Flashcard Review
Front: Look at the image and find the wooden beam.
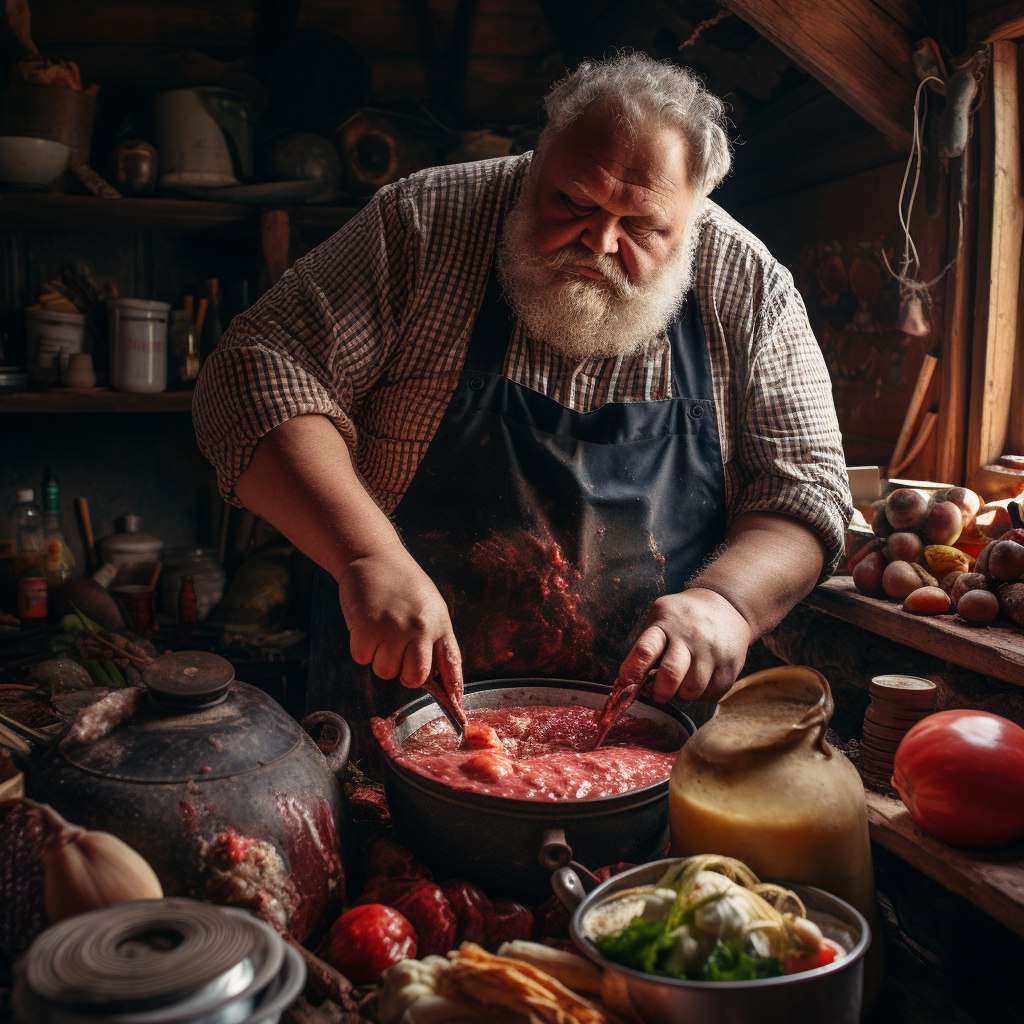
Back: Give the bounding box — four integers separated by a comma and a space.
968, 0, 1024, 41
967, 40, 1023, 473
720, 0, 916, 150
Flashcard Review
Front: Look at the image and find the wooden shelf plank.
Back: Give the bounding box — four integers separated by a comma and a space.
0, 193, 361, 232
867, 790, 1024, 937
0, 390, 194, 413
805, 577, 1024, 687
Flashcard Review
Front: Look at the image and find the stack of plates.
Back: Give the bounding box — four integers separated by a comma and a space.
14, 898, 305, 1024
859, 674, 937, 789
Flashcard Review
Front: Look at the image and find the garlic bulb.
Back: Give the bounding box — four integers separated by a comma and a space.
26, 800, 163, 922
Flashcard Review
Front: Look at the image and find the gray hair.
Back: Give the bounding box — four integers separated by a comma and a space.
538, 52, 733, 196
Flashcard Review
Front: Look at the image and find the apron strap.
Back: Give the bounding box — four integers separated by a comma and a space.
464, 268, 515, 375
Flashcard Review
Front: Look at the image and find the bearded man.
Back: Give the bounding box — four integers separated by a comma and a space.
193, 52, 851, 743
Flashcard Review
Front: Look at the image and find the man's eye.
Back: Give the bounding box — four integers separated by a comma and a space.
563, 196, 593, 216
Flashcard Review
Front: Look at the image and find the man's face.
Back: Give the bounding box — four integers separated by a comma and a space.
532, 102, 698, 287
499, 102, 703, 360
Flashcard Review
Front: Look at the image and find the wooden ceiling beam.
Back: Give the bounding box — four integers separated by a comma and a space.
720, 0, 917, 151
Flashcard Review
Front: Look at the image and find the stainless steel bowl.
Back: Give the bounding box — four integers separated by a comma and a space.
562, 858, 870, 1024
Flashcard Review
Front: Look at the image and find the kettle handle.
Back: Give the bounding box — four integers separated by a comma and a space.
300, 711, 352, 779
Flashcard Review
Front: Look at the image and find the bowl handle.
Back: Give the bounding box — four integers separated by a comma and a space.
551, 864, 601, 911
301, 711, 352, 778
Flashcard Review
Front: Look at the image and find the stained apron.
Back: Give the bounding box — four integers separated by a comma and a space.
307, 268, 726, 760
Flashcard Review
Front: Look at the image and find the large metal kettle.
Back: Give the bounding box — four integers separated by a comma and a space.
27, 651, 350, 942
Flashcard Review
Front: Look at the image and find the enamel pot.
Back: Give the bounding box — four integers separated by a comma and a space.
26, 652, 350, 942
378, 678, 693, 902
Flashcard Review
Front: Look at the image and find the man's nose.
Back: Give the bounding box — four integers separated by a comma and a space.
581, 212, 620, 255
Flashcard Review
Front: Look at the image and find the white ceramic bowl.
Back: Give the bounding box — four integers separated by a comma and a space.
0, 136, 71, 189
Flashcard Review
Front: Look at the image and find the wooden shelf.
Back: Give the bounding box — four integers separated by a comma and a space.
867, 790, 1024, 937
0, 193, 360, 232
0, 390, 194, 413
805, 577, 1024, 687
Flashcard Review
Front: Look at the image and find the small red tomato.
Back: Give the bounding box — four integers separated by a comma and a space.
485, 898, 534, 948
391, 880, 458, 956
319, 903, 417, 983
441, 879, 491, 945
892, 709, 1024, 849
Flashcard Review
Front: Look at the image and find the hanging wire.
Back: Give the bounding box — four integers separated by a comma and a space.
882, 74, 966, 309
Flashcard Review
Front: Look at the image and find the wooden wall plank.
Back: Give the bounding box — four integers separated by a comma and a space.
720, 0, 916, 150
967, 39, 1022, 474
934, 153, 973, 486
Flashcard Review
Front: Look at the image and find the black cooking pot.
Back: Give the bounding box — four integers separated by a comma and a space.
378, 678, 693, 902
27, 652, 350, 942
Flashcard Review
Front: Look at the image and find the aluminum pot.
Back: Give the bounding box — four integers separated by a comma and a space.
557, 858, 870, 1024
378, 678, 693, 902
27, 652, 350, 942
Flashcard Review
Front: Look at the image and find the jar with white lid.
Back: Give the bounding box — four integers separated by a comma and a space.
110, 298, 170, 393
98, 513, 164, 586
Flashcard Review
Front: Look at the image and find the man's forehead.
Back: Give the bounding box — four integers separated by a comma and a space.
545, 104, 690, 199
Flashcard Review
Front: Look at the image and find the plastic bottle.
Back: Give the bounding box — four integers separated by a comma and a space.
13, 489, 48, 627
40, 468, 75, 589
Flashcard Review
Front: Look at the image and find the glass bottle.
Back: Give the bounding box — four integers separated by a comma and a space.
168, 310, 199, 389
40, 467, 75, 589
13, 488, 48, 627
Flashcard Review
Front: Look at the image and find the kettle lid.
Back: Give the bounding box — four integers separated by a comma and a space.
143, 650, 235, 708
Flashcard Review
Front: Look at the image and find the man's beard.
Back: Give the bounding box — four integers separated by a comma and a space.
497, 183, 702, 361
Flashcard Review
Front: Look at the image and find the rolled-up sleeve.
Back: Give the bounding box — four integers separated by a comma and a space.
192, 187, 412, 504
728, 261, 853, 577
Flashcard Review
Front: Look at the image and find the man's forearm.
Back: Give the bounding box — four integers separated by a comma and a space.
688, 511, 826, 640
235, 414, 400, 582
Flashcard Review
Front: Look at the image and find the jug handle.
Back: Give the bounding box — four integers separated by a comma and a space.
301, 711, 352, 779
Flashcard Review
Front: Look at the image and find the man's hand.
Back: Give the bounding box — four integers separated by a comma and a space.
235, 414, 465, 696
615, 512, 828, 704
338, 544, 464, 692
616, 589, 752, 704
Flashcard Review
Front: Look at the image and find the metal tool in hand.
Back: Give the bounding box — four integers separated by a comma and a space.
422, 672, 468, 744
591, 670, 664, 749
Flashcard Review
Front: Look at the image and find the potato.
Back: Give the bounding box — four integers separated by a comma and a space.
950, 571, 990, 605
903, 586, 951, 615
871, 502, 894, 538
884, 531, 924, 564
885, 488, 930, 530
882, 559, 937, 599
923, 501, 963, 546
931, 486, 982, 530
985, 539, 1024, 581
852, 550, 886, 595
956, 588, 1000, 623
997, 582, 1024, 627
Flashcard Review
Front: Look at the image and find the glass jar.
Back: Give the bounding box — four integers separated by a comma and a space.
159, 547, 225, 622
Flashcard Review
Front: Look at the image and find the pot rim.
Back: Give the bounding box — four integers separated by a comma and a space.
380, 677, 693, 810
569, 858, 871, 990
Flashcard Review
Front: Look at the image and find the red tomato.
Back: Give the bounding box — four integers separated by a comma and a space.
784, 941, 838, 976
892, 710, 1024, 849
319, 903, 418, 983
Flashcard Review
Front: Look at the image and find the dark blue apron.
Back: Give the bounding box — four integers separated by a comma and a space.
307, 269, 726, 757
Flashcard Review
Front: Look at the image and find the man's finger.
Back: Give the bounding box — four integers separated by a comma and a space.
617, 625, 668, 685
433, 634, 464, 699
